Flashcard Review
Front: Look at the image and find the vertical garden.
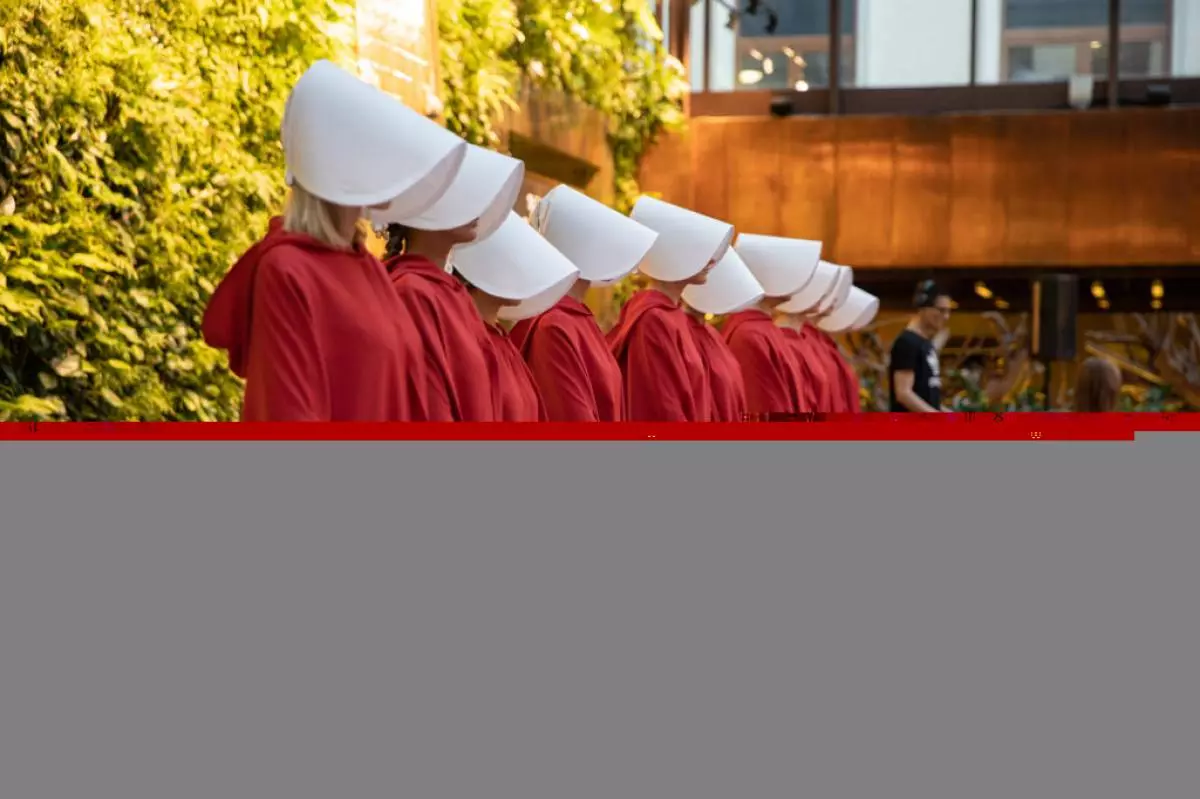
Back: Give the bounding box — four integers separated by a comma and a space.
0, 0, 684, 421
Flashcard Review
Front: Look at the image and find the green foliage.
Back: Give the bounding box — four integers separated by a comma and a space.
438, 0, 687, 210
0, 0, 344, 420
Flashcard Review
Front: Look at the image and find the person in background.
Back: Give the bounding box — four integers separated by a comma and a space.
607, 198, 733, 422
451, 211, 579, 422
1074, 357, 1122, 412
202, 60, 466, 421
376, 144, 524, 421
510, 186, 658, 421
678, 247, 764, 422
814, 285, 880, 412
774, 261, 845, 413
721, 235, 824, 420
889, 279, 951, 413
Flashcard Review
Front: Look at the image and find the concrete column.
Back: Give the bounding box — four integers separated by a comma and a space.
856, 0, 974, 87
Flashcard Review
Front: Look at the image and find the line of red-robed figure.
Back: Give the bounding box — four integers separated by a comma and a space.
200, 61, 880, 423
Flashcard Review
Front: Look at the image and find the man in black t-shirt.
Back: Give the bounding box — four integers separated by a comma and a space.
888, 280, 952, 412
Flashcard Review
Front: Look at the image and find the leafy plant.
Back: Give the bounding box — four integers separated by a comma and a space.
0, 0, 344, 420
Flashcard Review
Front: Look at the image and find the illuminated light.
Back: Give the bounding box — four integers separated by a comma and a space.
1098, 298, 1111, 310
974, 281, 992, 299
793, 80, 810, 92
782, 46, 795, 58
739, 69, 764, 85
995, 298, 1010, 310
1090, 280, 1105, 299
1090, 40, 1102, 49
1151, 279, 1164, 298
794, 56, 807, 67
1151, 299, 1163, 310
762, 57, 774, 76
749, 49, 764, 61
704, 313, 715, 322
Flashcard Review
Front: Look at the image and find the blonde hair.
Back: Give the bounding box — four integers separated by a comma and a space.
1075, 357, 1122, 412
282, 184, 368, 251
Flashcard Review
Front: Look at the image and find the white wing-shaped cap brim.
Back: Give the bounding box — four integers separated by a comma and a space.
776, 260, 840, 314
282, 60, 467, 212
531, 185, 658, 284
681, 246, 765, 315
815, 265, 855, 315
819, 288, 880, 333
734, 234, 823, 298
450, 212, 580, 321
630, 196, 734, 283
371, 144, 524, 241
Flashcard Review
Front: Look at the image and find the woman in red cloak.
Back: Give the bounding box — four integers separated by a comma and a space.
374, 144, 525, 421
606, 198, 735, 422
451, 211, 579, 421
509, 186, 658, 421
202, 61, 467, 421
720, 235, 824, 420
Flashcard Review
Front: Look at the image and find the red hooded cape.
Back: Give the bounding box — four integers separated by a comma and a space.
781, 326, 834, 413
509, 296, 623, 422
722, 309, 812, 419
388, 254, 499, 421
685, 313, 747, 422
485, 323, 546, 421
202, 217, 421, 421
812, 327, 862, 412
607, 290, 712, 422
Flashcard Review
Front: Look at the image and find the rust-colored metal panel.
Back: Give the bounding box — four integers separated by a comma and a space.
831, 117, 896, 267
1122, 110, 1189, 264
1064, 112, 1133, 265
890, 117, 952, 267
639, 109, 1200, 269
948, 116, 1007, 267
775, 118, 838, 245
721, 119, 784, 235
690, 120, 731, 221
638, 130, 695, 208
999, 114, 1071, 266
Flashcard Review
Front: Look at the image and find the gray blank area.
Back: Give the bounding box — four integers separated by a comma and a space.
1, 440, 1196, 799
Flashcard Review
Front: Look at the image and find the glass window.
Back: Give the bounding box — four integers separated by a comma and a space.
701, 0, 856, 91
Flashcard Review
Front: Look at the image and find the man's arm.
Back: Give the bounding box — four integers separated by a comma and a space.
893, 370, 939, 413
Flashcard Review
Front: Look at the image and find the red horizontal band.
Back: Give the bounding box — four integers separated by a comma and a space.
0, 414, 1194, 441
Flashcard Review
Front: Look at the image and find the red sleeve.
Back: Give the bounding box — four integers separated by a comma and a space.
391, 283, 457, 422
624, 315, 694, 422
242, 256, 330, 421
526, 325, 600, 422
727, 333, 794, 419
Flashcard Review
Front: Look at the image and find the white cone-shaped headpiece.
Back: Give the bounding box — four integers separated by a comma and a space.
450, 212, 580, 322
815, 265, 855, 315
682, 247, 765, 315
371, 143, 524, 241
281, 61, 467, 212
734, 234, 823, 298
818, 288, 880, 333
531, 186, 658, 285
630, 197, 734, 283
776, 260, 841, 314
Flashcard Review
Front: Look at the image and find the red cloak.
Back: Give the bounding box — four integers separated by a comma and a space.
812, 327, 862, 412
722, 309, 812, 419
509, 296, 623, 422
781, 326, 834, 413
388, 254, 499, 421
685, 313, 747, 422
607, 289, 713, 422
484, 323, 546, 421
202, 217, 421, 421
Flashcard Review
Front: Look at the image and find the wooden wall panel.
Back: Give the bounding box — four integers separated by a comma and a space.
640, 107, 1200, 269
